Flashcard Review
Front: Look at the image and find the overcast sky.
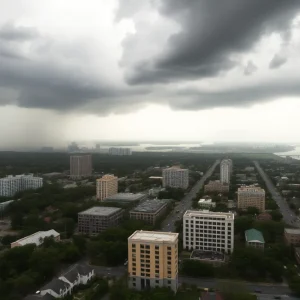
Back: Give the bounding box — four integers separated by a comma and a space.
1, 0, 300, 148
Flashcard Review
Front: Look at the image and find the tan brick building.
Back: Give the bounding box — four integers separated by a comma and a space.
128, 230, 179, 293
70, 154, 92, 179
284, 228, 300, 245
96, 174, 118, 201
237, 185, 265, 212
204, 180, 229, 193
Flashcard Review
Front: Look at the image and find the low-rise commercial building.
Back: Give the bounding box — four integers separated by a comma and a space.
11, 230, 60, 248
257, 212, 272, 221
198, 199, 216, 210
128, 230, 179, 293
237, 185, 265, 212
284, 228, 300, 245
130, 199, 169, 225
183, 210, 234, 254
78, 206, 123, 235
204, 180, 229, 193
103, 193, 147, 205
245, 228, 265, 249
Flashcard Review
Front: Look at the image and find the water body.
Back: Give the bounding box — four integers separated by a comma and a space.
275, 146, 300, 160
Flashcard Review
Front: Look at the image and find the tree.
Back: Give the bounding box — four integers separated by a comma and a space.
246, 206, 259, 215
13, 274, 35, 295
181, 259, 214, 277
270, 210, 283, 222
234, 216, 253, 236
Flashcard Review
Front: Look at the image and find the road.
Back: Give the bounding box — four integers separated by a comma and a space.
161, 160, 220, 232
91, 265, 295, 297
254, 161, 300, 227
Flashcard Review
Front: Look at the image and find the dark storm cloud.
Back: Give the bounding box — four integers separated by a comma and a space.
269, 54, 288, 69
0, 23, 147, 113
172, 81, 300, 110
123, 0, 300, 84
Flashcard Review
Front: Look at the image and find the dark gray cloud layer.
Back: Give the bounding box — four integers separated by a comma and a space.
0, 23, 146, 113
124, 0, 300, 84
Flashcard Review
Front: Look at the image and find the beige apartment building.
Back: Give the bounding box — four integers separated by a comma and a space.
237, 185, 265, 212
70, 154, 92, 179
96, 174, 118, 201
128, 231, 179, 293
162, 166, 189, 189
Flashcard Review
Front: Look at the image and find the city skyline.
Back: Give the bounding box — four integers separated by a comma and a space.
1, 1, 300, 148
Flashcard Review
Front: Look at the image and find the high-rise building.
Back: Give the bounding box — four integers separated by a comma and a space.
220, 159, 232, 184
162, 166, 189, 189
183, 210, 234, 254
96, 174, 118, 201
108, 147, 132, 156
0, 174, 43, 197
70, 155, 92, 179
237, 185, 265, 212
128, 230, 179, 293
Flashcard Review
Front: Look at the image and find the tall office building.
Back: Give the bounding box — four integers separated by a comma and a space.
128, 230, 179, 293
108, 147, 132, 156
237, 185, 265, 212
70, 155, 92, 179
0, 174, 43, 197
96, 174, 118, 201
183, 210, 234, 254
162, 166, 189, 189
220, 159, 232, 184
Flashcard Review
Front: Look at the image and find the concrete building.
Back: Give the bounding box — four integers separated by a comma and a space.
96, 174, 118, 201
128, 230, 179, 293
198, 199, 216, 210
78, 206, 123, 235
204, 180, 229, 193
220, 159, 232, 184
237, 185, 265, 212
149, 187, 165, 197
70, 155, 92, 179
245, 228, 265, 249
162, 166, 189, 189
183, 210, 234, 254
11, 230, 60, 248
130, 199, 169, 225
0, 174, 43, 197
109, 147, 132, 156
103, 193, 147, 204
284, 228, 300, 245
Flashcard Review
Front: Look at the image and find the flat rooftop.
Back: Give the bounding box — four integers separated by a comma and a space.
104, 193, 146, 202
285, 228, 300, 235
78, 206, 122, 216
129, 230, 178, 243
130, 199, 169, 213
184, 210, 234, 220
13, 229, 59, 246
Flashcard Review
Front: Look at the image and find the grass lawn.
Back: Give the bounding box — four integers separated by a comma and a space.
175, 289, 202, 300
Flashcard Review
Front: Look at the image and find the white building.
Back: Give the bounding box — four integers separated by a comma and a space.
38, 264, 95, 299
162, 166, 189, 189
0, 174, 43, 197
109, 147, 132, 156
183, 210, 234, 254
220, 159, 232, 184
11, 229, 60, 248
198, 199, 216, 209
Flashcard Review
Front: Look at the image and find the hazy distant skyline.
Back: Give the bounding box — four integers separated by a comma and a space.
1, 0, 300, 148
